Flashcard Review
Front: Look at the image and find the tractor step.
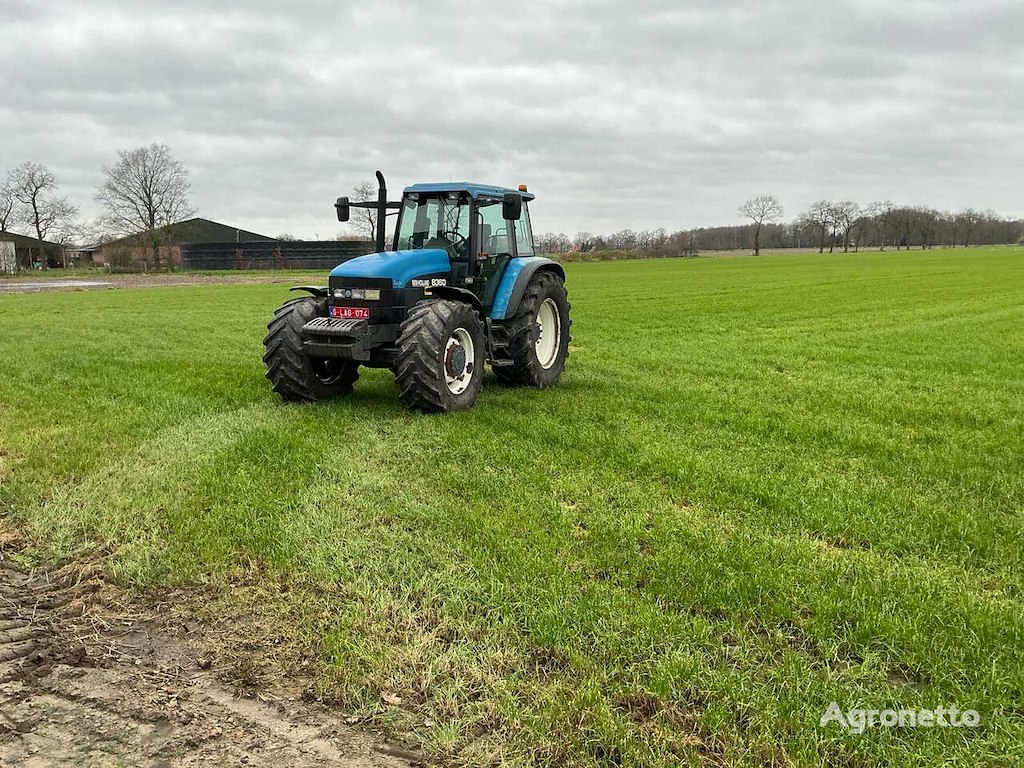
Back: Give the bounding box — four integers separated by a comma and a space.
485, 317, 513, 367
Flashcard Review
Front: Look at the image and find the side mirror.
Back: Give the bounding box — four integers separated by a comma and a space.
335, 196, 350, 222
502, 192, 522, 221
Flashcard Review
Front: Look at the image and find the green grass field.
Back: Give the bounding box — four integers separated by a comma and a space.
1, 247, 1022, 766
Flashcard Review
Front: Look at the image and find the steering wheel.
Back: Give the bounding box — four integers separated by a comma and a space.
431, 230, 469, 259
440, 230, 468, 250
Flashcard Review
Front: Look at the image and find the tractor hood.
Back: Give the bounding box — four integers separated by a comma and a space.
329, 248, 451, 288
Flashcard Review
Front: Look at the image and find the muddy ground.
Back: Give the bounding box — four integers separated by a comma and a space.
0, 547, 418, 767
0, 274, 315, 294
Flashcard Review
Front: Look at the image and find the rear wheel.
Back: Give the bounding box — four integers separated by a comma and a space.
263, 296, 359, 402
395, 299, 485, 412
494, 271, 571, 387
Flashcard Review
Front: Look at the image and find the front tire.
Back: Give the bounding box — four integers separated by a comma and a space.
494, 271, 571, 388
395, 300, 485, 413
263, 296, 359, 402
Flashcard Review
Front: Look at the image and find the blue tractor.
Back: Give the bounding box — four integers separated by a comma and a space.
263, 172, 571, 412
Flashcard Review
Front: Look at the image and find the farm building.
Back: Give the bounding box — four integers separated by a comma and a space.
86, 217, 277, 270
83, 217, 372, 271
0, 232, 64, 272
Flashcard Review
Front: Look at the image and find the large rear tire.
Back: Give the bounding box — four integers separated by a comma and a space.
263, 296, 359, 402
494, 271, 571, 388
395, 299, 485, 413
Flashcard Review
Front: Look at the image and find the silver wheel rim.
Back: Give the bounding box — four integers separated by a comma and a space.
444, 327, 475, 395
535, 298, 560, 369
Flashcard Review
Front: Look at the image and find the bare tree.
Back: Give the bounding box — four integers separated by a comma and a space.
574, 231, 595, 253
0, 180, 19, 233
348, 180, 377, 242
738, 195, 783, 256
914, 207, 939, 249
942, 210, 960, 248
866, 201, 898, 250
8, 162, 79, 269
893, 206, 916, 250
800, 200, 836, 253
955, 208, 982, 247
95, 144, 196, 270
832, 201, 862, 253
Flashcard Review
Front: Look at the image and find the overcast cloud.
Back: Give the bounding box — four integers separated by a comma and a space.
2, 0, 1022, 239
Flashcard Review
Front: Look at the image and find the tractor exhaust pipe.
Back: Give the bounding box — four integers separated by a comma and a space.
375, 170, 387, 254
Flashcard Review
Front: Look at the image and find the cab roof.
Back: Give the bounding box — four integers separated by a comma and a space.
403, 182, 535, 201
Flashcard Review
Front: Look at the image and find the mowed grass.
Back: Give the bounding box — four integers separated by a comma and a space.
1, 247, 1022, 766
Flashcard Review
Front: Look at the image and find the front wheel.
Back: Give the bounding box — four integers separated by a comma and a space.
494, 271, 571, 388
394, 299, 485, 413
263, 296, 359, 402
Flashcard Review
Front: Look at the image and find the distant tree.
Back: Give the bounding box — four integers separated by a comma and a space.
644, 227, 669, 256
78, 219, 116, 247
349, 180, 377, 242
0, 178, 18, 232
866, 201, 898, 250
737, 195, 783, 256
800, 200, 836, 253
955, 208, 982, 247
914, 207, 939, 249
609, 228, 637, 250
276, 233, 298, 241
832, 201, 862, 253
535, 232, 571, 254
95, 144, 196, 271
942, 210, 961, 248
892, 206, 916, 250
977, 209, 1001, 247
9, 162, 79, 269
573, 231, 595, 252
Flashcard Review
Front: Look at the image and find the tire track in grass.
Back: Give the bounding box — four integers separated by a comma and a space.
23, 402, 391, 581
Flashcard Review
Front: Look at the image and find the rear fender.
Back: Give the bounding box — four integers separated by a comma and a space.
489, 257, 565, 320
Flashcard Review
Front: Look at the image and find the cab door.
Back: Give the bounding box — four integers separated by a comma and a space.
474, 198, 517, 312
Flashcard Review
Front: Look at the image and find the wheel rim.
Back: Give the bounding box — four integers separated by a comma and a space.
534, 298, 560, 369
444, 327, 475, 395
311, 358, 344, 385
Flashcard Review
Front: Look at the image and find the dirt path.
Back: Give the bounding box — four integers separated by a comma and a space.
0, 554, 418, 767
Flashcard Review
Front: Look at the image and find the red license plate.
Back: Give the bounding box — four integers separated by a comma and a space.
330, 306, 370, 319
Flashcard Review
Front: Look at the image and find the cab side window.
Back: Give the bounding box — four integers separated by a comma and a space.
516, 204, 535, 256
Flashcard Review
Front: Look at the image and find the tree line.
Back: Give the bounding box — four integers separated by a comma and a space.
537, 199, 1023, 258
5, 156, 1021, 270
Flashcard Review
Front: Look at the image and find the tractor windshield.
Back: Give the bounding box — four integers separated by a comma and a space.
395, 193, 471, 258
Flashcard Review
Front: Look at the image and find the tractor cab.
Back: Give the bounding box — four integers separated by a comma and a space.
263, 171, 569, 413
386, 182, 537, 312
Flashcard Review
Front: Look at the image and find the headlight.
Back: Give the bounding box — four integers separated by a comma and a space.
333, 288, 380, 301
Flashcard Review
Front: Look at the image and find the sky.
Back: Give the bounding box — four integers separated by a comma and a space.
2, 0, 1022, 240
